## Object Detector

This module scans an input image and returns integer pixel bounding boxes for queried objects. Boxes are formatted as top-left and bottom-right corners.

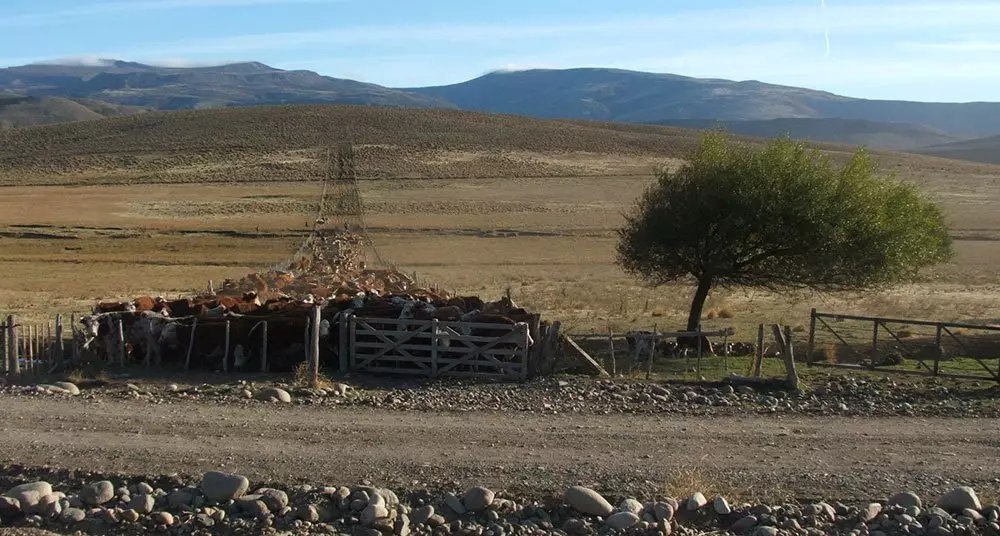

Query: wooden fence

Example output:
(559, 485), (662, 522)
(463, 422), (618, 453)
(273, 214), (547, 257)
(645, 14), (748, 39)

(807, 309), (1000, 382)
(1, 314), (68, 378)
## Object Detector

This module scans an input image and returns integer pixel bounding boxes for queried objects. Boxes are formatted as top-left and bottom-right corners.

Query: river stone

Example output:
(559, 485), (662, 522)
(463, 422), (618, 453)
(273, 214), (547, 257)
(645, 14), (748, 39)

(260, 488), (289, 511)
(652, 502), (675, 522)
(361, 504), (389, 526)
(6, 482), (53, 497)
(714, 496), (732, 515)
(130, 494), (155, 514)
(297, 504), (320, 522)
(53, 382), (81, 395)
(236, 497), (270, 518)
(606, 512), (640, 530)
(686, 492), (708, 511)
(60, 507), (86, 523)
(379, 488), (400, 508)
(120, 509), (140, 523)
(411, 505), (434, 525)
(889, 492), (923, 509)
(12, 490), (42, 515)
(445, 492), (466, 515)
(79, 481), (114, 506)
(730, 515), (758, 534)
(564, 486), (613, 517)
(0, 496), (20, 519)
(619, 499), (644, 516)
(862, 503), (883, 522)
(167, 488), (197, 508)
(153, 511), (175, 526)
(463, 487), (495, 512)
(937, 487), (981, 513)
(752, 527), (779, 536)
(395, 513), (411, 536)
(38, 493), (61, 517)
(200, 471), (249, 503)
(253, 387), (291, 403)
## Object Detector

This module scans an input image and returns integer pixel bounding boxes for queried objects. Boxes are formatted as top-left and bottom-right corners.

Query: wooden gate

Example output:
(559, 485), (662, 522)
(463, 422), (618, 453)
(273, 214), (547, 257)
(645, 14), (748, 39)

(345, 315), (530, 380)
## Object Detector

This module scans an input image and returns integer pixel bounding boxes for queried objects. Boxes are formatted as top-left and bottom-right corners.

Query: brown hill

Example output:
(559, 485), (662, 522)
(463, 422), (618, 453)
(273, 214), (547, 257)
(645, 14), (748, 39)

(0, 94), (144, 129)
(0, 103), (995, 186)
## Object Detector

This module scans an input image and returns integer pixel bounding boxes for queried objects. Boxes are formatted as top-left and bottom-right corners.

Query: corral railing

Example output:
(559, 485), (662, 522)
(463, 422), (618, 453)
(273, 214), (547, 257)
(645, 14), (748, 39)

(2, 314), (67, 377)
(807, 309), (1000, 382)
(342, 315), (531, 380)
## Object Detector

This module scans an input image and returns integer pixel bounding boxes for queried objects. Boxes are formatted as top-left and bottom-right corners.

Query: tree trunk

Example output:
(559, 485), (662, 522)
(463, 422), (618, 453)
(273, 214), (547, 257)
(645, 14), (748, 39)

(686, 277), (713, 332)
(678, 277), (713, 352)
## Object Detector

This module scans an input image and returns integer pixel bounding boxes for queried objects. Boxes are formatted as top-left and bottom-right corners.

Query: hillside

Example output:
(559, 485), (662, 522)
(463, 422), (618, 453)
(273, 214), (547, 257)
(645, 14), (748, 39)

(405, 68), (1000, 137)
(650, 117), (966, 151)
(1, 103), (994, 187)
(0, 94), (144, 128)
(914, 135), (1000, 164)
(0, 60), (454, 110)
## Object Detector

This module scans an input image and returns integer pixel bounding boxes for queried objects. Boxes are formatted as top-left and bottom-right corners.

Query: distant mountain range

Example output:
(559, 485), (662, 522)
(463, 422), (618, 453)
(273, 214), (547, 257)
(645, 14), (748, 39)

(3, 60), (1000, 159)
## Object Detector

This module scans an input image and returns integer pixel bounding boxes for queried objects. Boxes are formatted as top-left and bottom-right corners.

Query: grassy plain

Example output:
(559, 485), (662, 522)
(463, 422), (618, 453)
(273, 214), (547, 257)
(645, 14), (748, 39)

(1, 105), (999, 365)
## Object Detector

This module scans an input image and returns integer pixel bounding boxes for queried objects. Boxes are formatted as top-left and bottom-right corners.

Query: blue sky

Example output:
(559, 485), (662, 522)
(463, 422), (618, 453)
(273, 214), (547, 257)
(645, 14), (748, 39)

(1, 0), (998, 102)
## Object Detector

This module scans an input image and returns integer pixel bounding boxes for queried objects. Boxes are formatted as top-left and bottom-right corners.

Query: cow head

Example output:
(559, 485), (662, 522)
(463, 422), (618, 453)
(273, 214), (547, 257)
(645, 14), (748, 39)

(243, 291), (262, 306)
(233, 344), (250, 371)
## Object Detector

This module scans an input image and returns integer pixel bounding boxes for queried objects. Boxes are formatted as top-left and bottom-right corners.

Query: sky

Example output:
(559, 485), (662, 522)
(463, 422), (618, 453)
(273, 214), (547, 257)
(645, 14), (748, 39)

(1, 0), (999, 102)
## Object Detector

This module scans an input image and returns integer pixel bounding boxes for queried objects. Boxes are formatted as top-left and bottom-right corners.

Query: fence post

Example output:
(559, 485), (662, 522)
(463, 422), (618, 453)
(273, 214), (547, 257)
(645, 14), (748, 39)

(807, 308), (817, 365)
(115, 316), (125, 367)
(782, 325), (799, 390)
(184, 318), (198, 370)
(311, 305), (321, 387)
(696, 323), (703, 380)
(223, 320), (230, 373)
(607, 327), (616, 377)
(520, 323), (530, 381)
(870, 320), (879, 369)
(753, 323), (764, 377)
(8, 315), (20, 376)
(431, 318), (439, 378)
(46, 322), (52, 371)
(934, 324), (942, 376)
(646, 324), (656, 380)
(260, 321), (268, 373)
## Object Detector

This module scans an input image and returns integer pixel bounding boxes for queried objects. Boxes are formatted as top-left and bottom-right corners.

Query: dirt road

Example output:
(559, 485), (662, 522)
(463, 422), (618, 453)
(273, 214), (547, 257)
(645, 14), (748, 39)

(0, 396), (995, 502)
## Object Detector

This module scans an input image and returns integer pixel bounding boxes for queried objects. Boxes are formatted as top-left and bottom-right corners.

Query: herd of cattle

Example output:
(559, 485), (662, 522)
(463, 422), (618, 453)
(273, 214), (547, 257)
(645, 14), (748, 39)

(76, 291), (537, 373)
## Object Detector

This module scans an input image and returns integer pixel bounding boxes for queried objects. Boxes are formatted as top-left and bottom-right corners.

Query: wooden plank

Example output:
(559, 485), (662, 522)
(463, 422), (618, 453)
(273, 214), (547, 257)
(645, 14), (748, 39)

(115, 316), (125, 367)
(607, 327), (616, 377)
(771, 324), (799, 390)
(563, 334), (610, 377)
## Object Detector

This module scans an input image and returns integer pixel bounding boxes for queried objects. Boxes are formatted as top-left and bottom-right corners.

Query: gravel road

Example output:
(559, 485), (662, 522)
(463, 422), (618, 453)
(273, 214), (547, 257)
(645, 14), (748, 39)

(0, 396), (996, 504)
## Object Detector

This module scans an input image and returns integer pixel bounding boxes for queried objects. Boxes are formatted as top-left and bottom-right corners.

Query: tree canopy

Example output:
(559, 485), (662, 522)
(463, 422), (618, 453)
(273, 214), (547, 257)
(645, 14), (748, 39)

(616, 131), (954, 332)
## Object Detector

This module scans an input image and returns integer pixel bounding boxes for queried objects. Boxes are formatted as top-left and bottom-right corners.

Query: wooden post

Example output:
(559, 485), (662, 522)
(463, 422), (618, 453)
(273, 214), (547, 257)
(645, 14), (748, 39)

(223, 320), (230, 373)
(696, 323), (703, 380)
(46, 322), (52, 370)
(753, 323), (764, 377)
(25, 325), (34, 376)
(870, 320), (879, 369)
(646, 324), (656, 380)
(722, 332), (729, 373)
(520, 323), (530, 381)
(934, 324), (943, 376)
(184, 318), (198, 370)
(607, 327), (616, 377)
(338, 312), (350, 374)
(783, 325), (799, 390)
(208, 280), (214, 294)
(8, 315), (19, 376)
(260, 321), (268, 373)
(311, 305), (321, 387)
(807, 308), (817, 365)
(431, 318), (439, 378)
(115, 316), (125, 366)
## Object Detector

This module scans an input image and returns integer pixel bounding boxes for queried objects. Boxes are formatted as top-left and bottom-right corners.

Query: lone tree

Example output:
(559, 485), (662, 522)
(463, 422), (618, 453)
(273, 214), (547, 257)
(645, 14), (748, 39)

(616, 131), (954, 334)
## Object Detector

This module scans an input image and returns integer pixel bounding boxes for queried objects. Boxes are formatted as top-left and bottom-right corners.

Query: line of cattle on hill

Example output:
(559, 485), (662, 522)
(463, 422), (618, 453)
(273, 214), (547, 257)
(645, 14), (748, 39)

(77, 291), (537, 373)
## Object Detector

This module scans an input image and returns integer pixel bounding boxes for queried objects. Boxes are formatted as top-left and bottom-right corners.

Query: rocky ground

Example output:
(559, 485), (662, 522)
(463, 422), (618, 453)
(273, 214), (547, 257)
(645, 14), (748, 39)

(1, 372), (997, 418)
(0, 466), (997, 536)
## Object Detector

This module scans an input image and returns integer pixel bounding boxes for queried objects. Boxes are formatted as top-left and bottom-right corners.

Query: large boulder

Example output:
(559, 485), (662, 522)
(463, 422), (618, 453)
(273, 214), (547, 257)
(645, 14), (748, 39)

(253, 387), (291, 403)
(937, 487), (981, 513)
(564, 486), (613, 517)
(80, 481), (115, 506)
(5, 482), (53, 497)
(889, 492), (922, 509)
(0, 496), (21, 519)
(200, 471), (249, 503)
(463, 486), (495, 512)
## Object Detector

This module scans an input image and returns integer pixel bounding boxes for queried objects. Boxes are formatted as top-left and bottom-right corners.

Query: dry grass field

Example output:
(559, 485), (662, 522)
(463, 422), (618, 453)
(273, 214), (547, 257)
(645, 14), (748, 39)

(1, 104), (999, 350)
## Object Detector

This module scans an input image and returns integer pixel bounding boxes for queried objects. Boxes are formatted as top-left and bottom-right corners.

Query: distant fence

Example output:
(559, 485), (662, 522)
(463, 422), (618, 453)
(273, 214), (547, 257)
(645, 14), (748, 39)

(1, 314), (68, 378)
(807, 309), (1000, 381)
